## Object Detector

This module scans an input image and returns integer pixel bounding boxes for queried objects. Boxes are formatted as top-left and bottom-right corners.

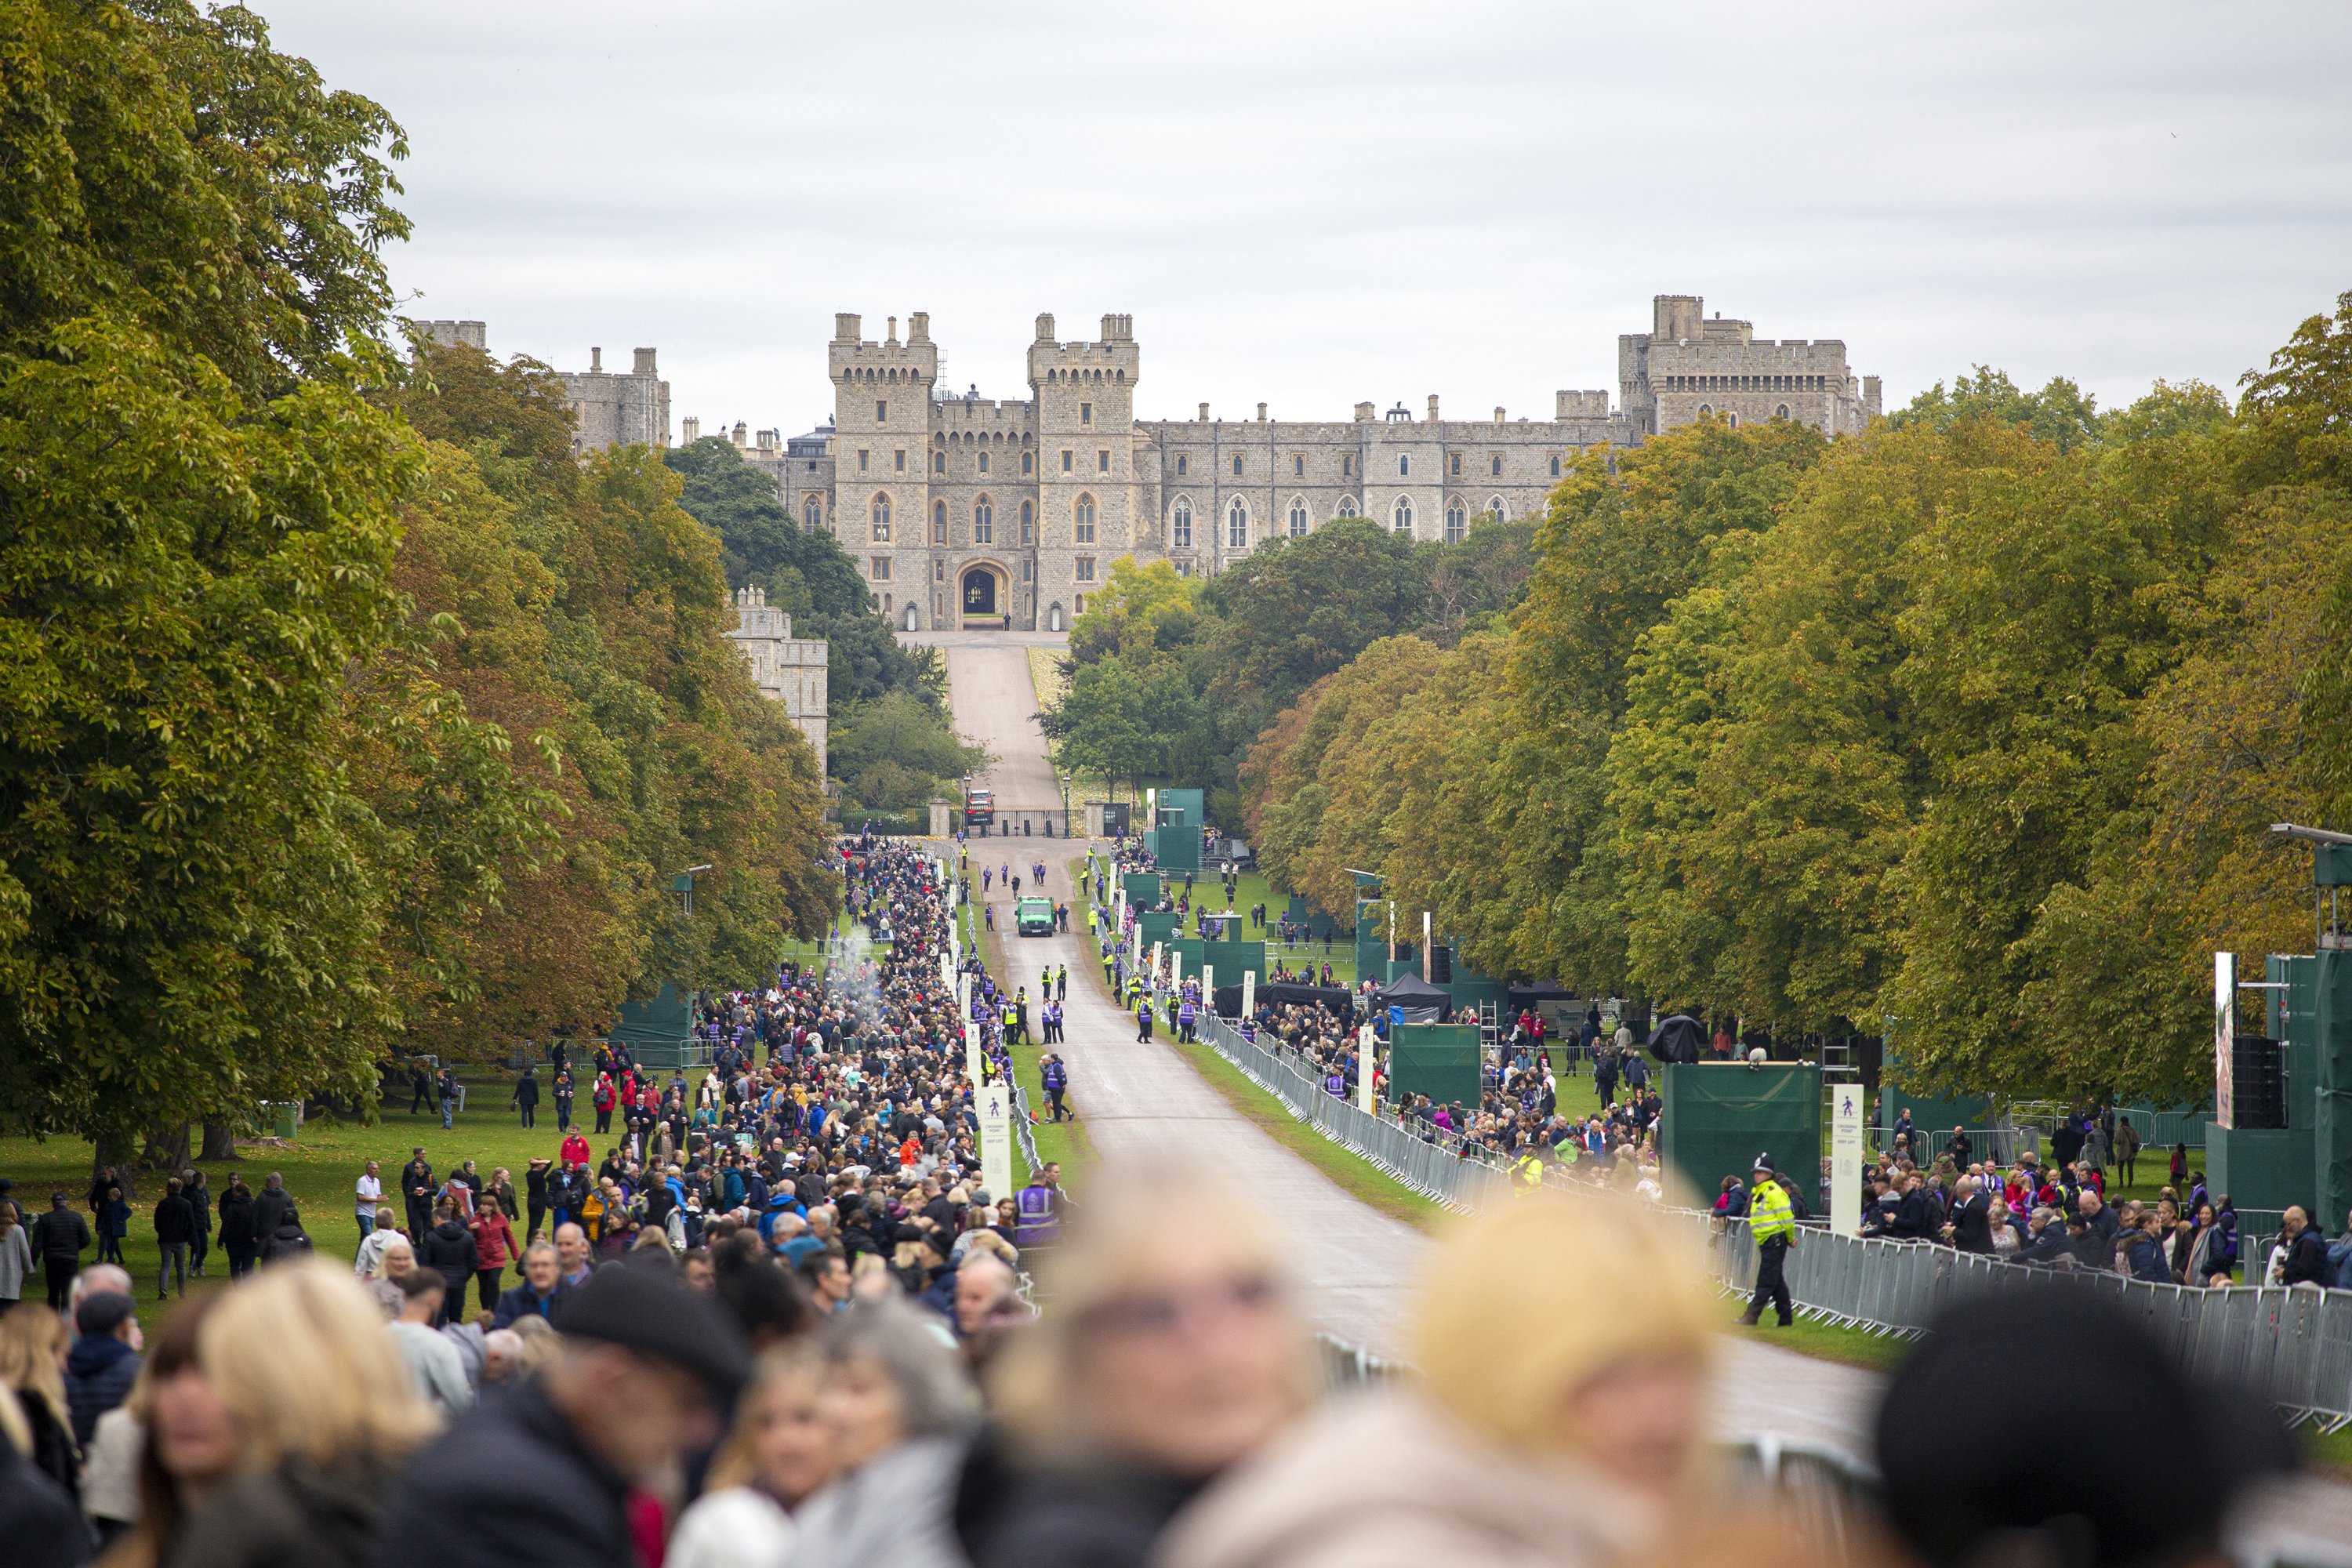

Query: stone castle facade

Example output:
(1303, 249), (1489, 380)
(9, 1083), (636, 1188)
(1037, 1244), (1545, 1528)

(721, 586), (829, 772)
(416, 321), (671, 454)
(748, 296), (1876, 633)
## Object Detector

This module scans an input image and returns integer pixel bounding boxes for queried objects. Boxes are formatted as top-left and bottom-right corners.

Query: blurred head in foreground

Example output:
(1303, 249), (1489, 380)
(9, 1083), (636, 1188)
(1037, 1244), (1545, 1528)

(1156, 1192), (1719, 1568)
(1876, 1291), (2294, 1568)
(1414, 1190), (1717, 1497)
(992, 1160), (1311, 1481)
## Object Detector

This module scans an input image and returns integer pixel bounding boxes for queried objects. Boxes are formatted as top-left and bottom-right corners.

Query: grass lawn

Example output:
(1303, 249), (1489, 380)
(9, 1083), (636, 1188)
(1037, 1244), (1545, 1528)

(1, 1069), (656, 1335)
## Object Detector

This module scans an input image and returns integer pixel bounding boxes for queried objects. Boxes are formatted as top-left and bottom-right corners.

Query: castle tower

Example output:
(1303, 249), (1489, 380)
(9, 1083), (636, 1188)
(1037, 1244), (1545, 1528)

(828, 312), (937, 626)
(1028, 312), (1139, 628)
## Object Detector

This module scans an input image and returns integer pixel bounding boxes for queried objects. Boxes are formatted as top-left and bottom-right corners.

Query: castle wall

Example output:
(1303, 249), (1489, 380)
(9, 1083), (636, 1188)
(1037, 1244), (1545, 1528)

(765, 296), (1874, 630)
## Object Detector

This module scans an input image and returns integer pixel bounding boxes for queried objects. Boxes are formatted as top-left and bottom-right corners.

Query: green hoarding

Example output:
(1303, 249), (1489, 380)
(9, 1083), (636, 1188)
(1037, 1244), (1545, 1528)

(1660, 1063), (1822, 1207)
(1390, 1022), (1481, 1110)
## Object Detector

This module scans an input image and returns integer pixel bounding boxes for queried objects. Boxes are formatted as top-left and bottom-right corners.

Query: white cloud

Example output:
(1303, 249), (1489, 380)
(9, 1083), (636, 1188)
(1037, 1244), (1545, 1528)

(253, 0), (2352, 436)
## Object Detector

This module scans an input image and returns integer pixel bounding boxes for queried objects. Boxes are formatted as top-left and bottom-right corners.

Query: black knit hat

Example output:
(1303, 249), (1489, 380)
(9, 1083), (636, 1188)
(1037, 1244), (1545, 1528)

(1876, 1290), (2294, 1568)
(553, 1259), (751, 1393)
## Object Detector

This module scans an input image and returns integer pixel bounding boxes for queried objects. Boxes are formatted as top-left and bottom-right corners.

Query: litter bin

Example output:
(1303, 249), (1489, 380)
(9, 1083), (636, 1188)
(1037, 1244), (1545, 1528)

(263, 1101), (301, 1140)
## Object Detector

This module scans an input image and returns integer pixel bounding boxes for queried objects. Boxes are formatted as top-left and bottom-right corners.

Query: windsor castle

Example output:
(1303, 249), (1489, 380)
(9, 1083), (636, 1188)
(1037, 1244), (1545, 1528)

(443, 294), (1882, 637)
(730, 295), (1880, 633)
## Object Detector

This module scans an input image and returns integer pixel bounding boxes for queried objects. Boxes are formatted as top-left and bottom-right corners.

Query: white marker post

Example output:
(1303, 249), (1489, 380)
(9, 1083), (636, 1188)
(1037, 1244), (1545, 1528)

(1202, 965), (1215, 1021)
(978, 1083), (1013, 1200)
(1241, 968), (1256, 1025)
(1831, 1083), (1864, 1236)
(2215, 951), (2237, 1131)
(1356, 1023), (1377, 1114)
(964, 1014), (984, 1091)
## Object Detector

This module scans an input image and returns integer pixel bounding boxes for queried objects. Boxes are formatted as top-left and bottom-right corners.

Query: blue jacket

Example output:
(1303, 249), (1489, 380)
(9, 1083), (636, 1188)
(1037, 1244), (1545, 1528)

(65, 1334), (140, 1446)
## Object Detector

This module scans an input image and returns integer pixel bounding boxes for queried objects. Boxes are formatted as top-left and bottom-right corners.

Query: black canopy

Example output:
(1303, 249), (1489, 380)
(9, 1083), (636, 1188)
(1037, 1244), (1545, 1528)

(1649, 1013), (1705, 1065)
(1375, 974), (1451, 1023)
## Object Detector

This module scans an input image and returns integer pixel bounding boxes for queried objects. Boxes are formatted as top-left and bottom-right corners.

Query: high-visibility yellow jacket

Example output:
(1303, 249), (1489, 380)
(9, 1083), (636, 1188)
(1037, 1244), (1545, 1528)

(1748, 1178), (1797, 1245)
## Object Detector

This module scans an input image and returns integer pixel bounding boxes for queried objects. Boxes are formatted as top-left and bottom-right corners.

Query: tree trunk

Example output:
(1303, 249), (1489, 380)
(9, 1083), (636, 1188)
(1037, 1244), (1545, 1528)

(140, 1120), (192, 1173)
(200, 1120), (240, 1162)
(92, 1137), (137, 1201)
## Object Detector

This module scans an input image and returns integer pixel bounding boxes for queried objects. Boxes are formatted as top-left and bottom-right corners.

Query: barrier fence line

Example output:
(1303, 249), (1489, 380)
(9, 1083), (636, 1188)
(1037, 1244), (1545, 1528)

(1170, 969), (2352, 1430)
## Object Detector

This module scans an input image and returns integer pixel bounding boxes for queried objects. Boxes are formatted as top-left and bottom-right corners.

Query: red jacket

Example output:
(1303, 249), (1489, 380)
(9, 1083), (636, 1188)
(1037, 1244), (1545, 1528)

(470, 1210), (517, 1271)
(560, 1133), (590, 1167)
(593, 1076), (615, 1110)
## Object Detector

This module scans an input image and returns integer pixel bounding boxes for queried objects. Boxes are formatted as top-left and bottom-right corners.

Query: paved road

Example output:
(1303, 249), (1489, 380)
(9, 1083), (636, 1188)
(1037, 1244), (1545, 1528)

(927, 637), (2352, 1553)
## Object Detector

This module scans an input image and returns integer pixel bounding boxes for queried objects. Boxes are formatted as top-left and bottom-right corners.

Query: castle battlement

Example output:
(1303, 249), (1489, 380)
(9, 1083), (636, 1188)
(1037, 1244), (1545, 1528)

(751, 296), (1870, 637)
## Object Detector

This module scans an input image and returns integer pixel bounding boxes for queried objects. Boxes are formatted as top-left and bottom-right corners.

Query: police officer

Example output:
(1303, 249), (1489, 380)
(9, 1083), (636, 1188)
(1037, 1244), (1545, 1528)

(1739, 1153), (1797, 1327)
(1511, 1145), (1546, 1197)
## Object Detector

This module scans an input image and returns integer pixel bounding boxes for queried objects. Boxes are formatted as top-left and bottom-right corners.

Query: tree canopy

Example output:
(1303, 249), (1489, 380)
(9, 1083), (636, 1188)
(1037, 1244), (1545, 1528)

(1226, 305), (2352, 1104)
(0, 2), (835, 1154)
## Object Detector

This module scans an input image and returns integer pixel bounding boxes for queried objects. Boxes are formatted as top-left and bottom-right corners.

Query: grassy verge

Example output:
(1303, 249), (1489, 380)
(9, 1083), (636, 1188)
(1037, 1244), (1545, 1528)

(1009, 1036), (1096, 1184)
(1719, 1311), (1915, 1373)
(2304, 1423), (2352, 1479)
(1171, 1038), (1444, 1231)
(0, 1068), (695, 1335)
(1026, 646), (1069, 713)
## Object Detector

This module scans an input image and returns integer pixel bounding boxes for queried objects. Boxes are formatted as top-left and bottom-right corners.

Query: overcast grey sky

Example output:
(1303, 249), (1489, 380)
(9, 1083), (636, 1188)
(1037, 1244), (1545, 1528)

(256, 1), (2352, 441)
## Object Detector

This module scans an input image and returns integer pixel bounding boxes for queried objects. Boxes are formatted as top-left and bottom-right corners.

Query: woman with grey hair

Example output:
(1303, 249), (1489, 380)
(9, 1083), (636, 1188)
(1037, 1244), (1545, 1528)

(783, 1296), (978, 1568)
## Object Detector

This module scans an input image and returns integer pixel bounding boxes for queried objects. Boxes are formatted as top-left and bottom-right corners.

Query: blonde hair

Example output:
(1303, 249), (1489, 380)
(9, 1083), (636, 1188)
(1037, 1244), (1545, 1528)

(1411, 1192), (1715, 1448)
(989, 1160), (1311, 1459)
(201, 1258), (440, 1471)
(0, 1304), (71, 1429)
(0, 1385), (25, 1457)
(704, 1343), (822, 1492)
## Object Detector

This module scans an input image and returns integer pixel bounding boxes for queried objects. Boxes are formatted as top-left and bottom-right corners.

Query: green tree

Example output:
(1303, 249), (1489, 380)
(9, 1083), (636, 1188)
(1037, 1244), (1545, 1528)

(0, 1), (409, 396)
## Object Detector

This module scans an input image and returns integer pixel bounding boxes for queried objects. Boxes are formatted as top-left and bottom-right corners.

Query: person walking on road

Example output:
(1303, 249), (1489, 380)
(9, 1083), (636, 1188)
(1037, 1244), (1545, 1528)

(1042, 1055), (1069, 1122)
(1738, 1155), (1797, 1327)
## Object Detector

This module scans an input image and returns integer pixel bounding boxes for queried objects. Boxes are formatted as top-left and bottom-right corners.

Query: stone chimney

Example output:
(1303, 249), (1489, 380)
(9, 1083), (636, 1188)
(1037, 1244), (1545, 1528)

(1427, 394), (1440, 423)
(1198, 402), (1210, 422)
(1355, 401), (1376, 423)
(886, 317), (898, 344)
(833, 313), (861, 343)
(1256, 402), (1267, 421)
(590, 347), (603, 373)
(1101, 313), (1133, 342)
(731, 420), (747, 448)
(908, 311), (930, 343)
(1035, 313), (1056, 343)
(633, 347), (657, 376)
(682, 416), (701, 443)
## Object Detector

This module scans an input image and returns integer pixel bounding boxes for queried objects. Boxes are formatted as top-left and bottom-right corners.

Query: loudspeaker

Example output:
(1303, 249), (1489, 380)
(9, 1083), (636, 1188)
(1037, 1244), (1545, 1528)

(1430, 944), (1453, 984)
(2232, 1034), (2286, 1131)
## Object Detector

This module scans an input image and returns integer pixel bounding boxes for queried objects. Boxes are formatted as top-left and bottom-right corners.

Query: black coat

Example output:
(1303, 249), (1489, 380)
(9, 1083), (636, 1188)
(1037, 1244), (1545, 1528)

(252, 1186), (295, 1240)
(216, 1193), (258, 1252)
(514, 1075), (540, 1108)
(418, 1220), (478, 1295)
(29, 1208), (89, 1261)
(373, 1381), (633, 1568)
(1947, 1192), (1992, 1254)
(259, 1218), (314, 1264)
(0, 1439), (88, 1568)
(169, 1457), (388, 1568)
(154, 1193), (198, 1247)
(954, 1426), (1201, 1568)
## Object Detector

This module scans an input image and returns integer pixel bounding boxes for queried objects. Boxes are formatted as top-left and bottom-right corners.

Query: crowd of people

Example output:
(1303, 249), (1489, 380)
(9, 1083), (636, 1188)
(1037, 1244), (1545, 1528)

(0, 831), (1092, 1566)
(1, 1173), (2299, 1568)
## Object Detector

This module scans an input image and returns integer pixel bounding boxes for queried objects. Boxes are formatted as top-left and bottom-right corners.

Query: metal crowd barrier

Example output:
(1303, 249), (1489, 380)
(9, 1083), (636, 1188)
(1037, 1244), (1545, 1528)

(1703, 1214), (2352, 1429)
(1196, 1011), (1516, 1210)
(1189, 1003), (2352, 1429)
